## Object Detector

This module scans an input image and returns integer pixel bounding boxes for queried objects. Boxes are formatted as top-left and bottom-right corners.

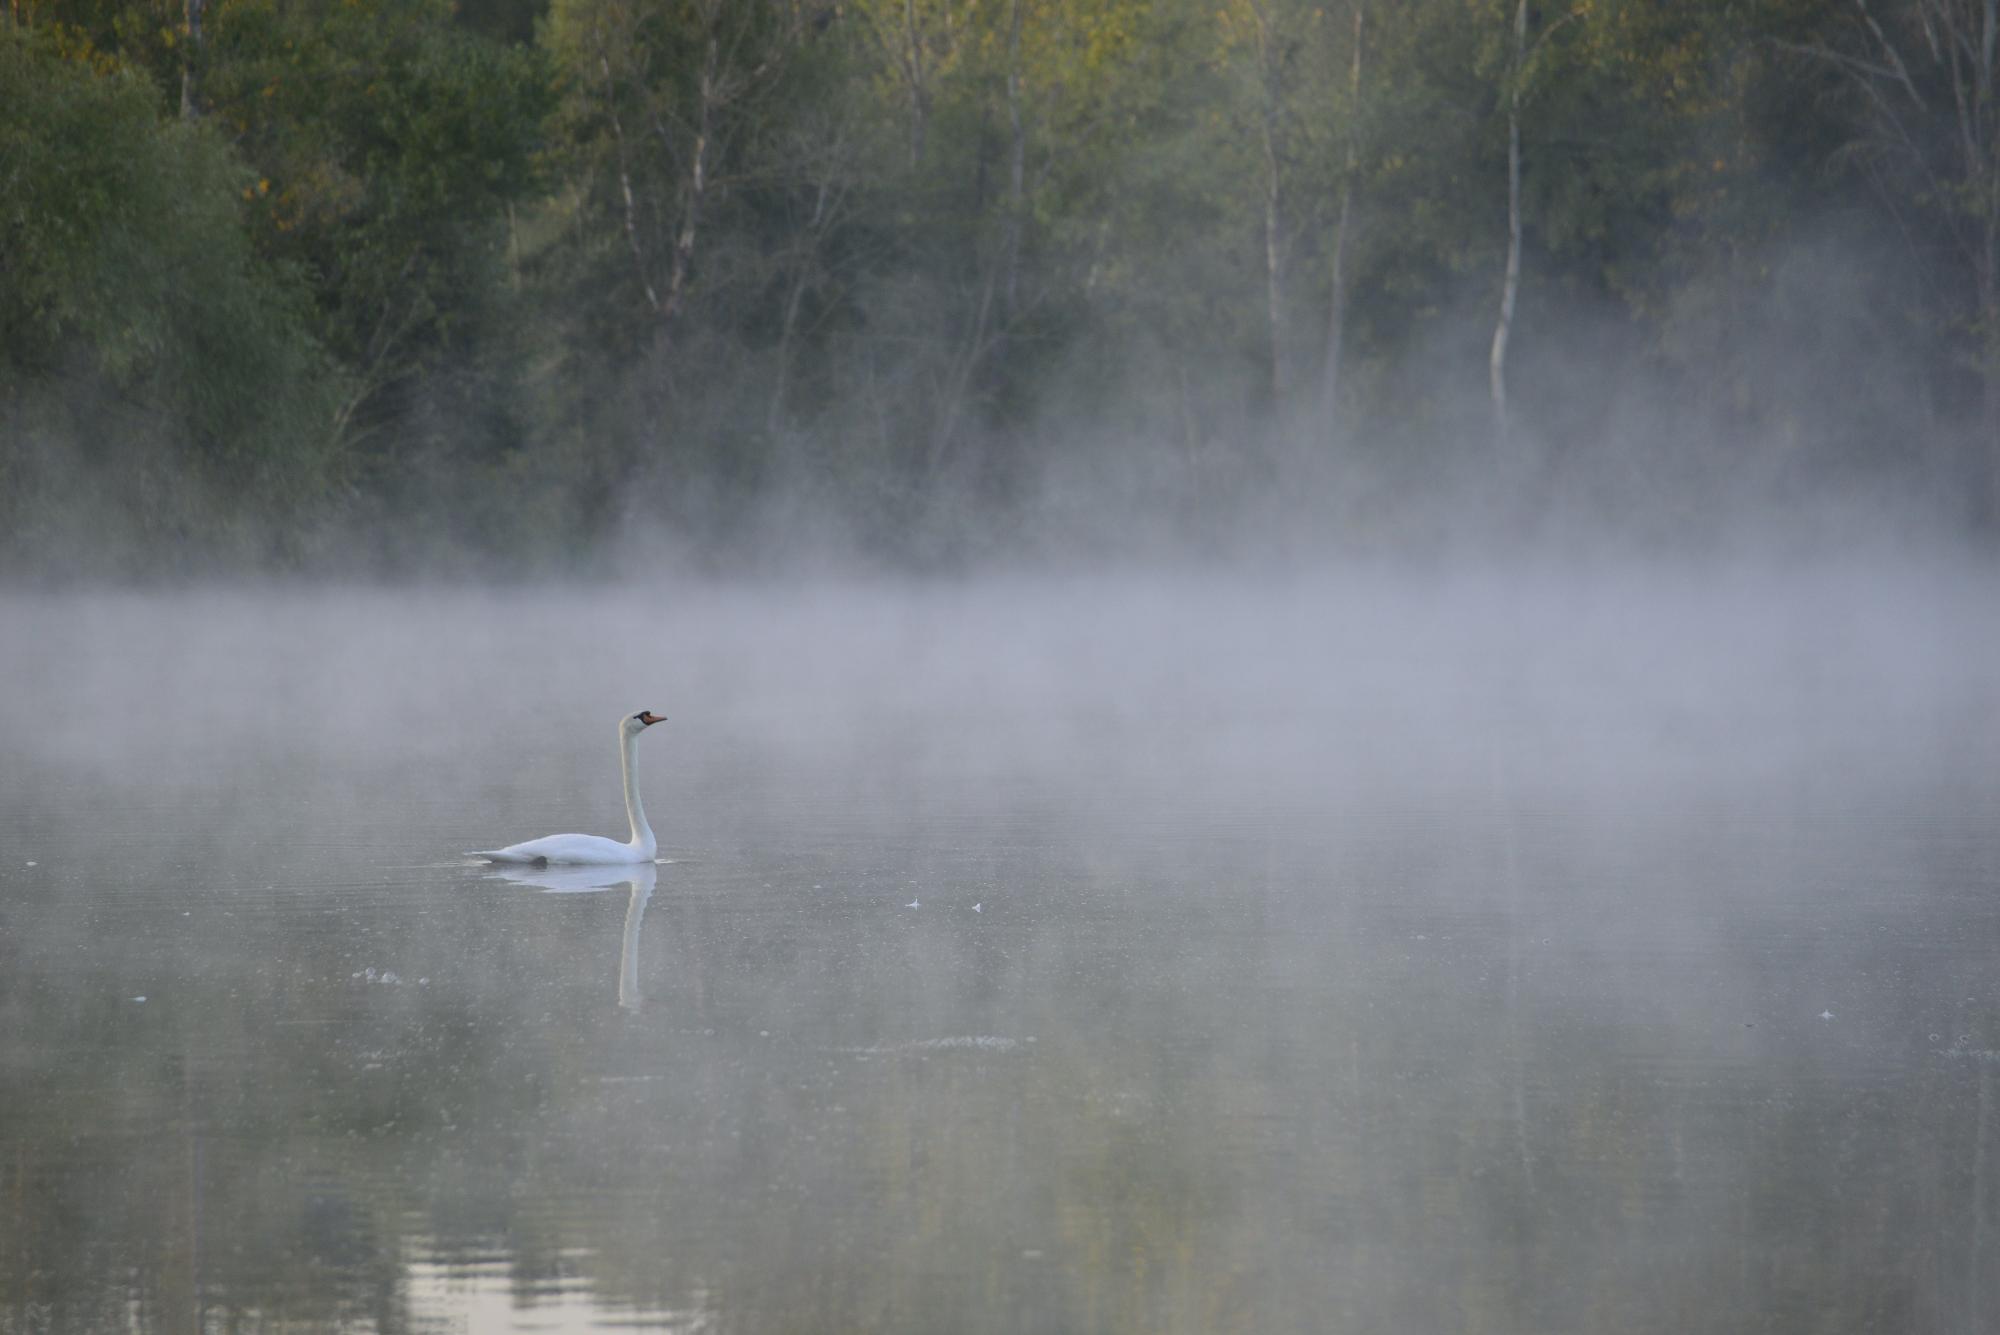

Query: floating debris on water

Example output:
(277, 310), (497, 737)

(838, 1036), (1026, 1055)
(1935, 1045), (2000, 1063)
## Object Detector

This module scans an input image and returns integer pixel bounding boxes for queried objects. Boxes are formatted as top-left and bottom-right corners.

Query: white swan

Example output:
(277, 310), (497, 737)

(471, 711), (665, 865)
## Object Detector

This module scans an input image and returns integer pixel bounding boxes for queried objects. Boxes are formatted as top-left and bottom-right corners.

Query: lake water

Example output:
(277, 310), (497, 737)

(3, 570), (1997, 1333)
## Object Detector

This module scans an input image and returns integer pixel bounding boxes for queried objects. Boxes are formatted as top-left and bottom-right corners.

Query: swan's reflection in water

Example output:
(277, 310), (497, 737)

(484, 862), (656, 1011)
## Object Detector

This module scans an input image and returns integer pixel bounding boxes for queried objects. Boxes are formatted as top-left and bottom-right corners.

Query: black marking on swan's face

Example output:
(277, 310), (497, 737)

(634, 710), (665, 727)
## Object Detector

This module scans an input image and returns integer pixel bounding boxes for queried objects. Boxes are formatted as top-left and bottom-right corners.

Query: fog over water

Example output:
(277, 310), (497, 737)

(3, 563), (1998, 1332)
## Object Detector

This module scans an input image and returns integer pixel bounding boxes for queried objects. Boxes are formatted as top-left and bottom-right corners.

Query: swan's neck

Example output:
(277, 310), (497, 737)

(620, 729), (657, 858)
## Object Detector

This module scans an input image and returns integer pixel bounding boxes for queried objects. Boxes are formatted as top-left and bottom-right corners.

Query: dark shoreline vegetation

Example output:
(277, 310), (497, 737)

(5, 0), (2000, 578)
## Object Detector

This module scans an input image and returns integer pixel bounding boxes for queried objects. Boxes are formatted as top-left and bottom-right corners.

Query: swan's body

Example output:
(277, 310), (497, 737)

(472, 711), (664, 865)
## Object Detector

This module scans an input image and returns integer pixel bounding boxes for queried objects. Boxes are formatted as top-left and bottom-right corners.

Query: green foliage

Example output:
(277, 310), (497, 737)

(0, 22), (339, 573)
(4, 0), (1996, 575)
(201, 0), (550, 456)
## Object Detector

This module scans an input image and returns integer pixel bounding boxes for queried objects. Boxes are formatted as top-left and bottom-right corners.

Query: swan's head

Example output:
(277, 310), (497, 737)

(624, 710), (666, 737)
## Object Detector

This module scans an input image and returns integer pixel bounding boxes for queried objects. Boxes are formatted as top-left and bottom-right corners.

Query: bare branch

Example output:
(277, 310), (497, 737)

(1851, 0), (1929, 109)
(1771, 37), (1916, 96)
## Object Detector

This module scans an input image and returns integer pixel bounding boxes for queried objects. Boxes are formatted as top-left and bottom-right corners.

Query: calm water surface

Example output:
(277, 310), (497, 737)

(2, 574), (1997, 1333)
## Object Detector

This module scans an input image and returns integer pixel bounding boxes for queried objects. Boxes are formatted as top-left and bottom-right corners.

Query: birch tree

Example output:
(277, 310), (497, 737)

(1781, 0), (2000, 525)
(1488, 0), (1528, 457)
(901, 0), (1143, 477)
(546, 0), (806, 361)
(851, 0), (972, 168)
(1317, 0), (1365, 446)
(1221, 0), (1300, 408)
(178, 0), (201, 116)
(1482, 0), (1587, 462)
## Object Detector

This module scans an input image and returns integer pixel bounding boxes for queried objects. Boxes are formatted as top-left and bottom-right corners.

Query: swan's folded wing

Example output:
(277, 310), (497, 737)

(470, 832), (644, 865)
(468, 847), (544, 864)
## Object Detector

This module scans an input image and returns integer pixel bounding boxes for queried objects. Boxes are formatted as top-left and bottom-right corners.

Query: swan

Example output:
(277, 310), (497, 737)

(471, 711), (665, 865)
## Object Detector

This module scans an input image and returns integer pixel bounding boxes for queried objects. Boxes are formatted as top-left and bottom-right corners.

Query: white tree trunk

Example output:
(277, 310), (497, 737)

(662, 33), (721, 332)
(902, 0), (930, 166)
(1489, 0), (1527, 458)
(1252, 2), (1290, 406)
(1003, 0), (1026, 317)
(180, 0), (205, 118)
(1319, 3), (1364, 443)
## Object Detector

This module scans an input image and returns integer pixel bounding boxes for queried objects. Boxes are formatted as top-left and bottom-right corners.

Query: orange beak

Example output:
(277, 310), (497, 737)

(637, 711), (665, 726)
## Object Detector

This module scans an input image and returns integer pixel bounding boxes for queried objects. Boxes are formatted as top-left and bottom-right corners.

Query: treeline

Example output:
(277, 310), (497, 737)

(4, 0), (1998, 574)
